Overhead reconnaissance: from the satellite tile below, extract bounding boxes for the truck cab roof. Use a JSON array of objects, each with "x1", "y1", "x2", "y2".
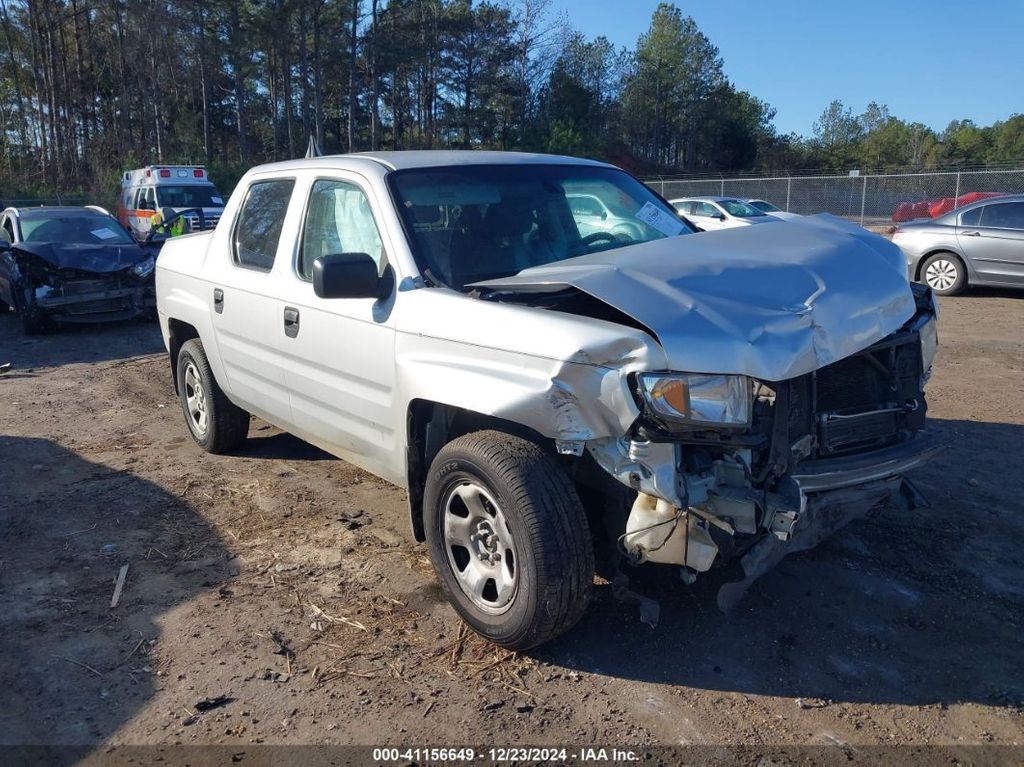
[{"x1": 245, "y1": 150, "x2": 614, "y2": 175}]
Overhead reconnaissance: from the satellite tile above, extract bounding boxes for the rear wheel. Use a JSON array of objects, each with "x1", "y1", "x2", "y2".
[
  {"x1": 176, "y1": 338, "x2": 250, "y2": 453},
  {"x1": 921, "y1": 252, "x2": 966, "y2": 296},
  {"x1": 423, "y1": 430, "x2": 594, "y2": 650}
]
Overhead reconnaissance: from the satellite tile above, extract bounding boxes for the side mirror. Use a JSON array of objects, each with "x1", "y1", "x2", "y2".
[
  {"x1": 716, "y1": 213, "x2": 726, "y2": 221},
  {"x1": 313, "y1": 253, "x2": 382, "y2": 299}
]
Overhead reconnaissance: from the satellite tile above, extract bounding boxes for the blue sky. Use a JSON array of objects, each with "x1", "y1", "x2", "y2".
[{"x1": 556, "y1": 0, "x2": 1024, "y2": 137}]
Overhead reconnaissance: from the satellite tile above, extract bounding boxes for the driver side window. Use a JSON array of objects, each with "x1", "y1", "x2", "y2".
[
  {"x1": 1, "y1": 218, "x2": 13, "y2": 243},
  {"x1": 693, "y1": 202, "x2": 719, "y2": 217},
  {"x1": 299, "y1": 180, "x2": 384, "y2": 281}
]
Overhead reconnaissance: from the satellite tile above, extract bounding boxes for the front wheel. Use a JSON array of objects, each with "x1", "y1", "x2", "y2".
[
  {"x1": 13, "y1": 285, "x2": 48, "y2": 335},
  {"x1": 921, "y1": 252, "x2": 967, "y2": 296},
  {"x1": 176, "y1": 338, "x2": 250, "y2": 453},
  {"x1": 424, "y1": 430, "x2": 594, "y2": 650}
]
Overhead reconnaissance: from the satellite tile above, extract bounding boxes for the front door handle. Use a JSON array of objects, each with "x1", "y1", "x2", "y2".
[
  {"x1": 283, "y1": 306, "x2": 300, "y2": 338},
  {"x1": 961, "y1": 230, "x2": 981, "y2": 237},
  {"x1": 213, "y1": 287, "x2": 224, "y2": 313}
]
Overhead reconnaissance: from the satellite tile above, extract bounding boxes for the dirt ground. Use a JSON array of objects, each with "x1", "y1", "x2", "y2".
[{"x1": 0, "y1": 289, "x2": 1022, "y2": 759}]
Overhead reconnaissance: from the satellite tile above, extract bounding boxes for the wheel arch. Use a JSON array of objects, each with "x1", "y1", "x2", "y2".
[
  {"x1": 404, "y1": 399, "x2": 557, "y2": 542},
  {"x1": 166, "y1": 318, "x2": 200, "y2": 394}
]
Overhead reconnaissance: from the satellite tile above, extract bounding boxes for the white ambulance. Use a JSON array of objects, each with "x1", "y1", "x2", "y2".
[{"x1": 117, "y1": 166, "x2": 226, "y2": 241}]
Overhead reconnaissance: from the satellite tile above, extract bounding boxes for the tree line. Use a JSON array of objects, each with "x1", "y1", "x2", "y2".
[{"x1": 1, "y1": 0, "x2": 1022, "y2": 199}]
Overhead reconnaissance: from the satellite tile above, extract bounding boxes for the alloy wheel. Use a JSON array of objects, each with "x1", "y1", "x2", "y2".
[
  {"x1": 183, "y1": 360, "x2": 209, "y2": 437},
  {"x1": 925, "y1": 258, "x2": 958, "y2": 291},
  {"x1": 442, "y1": 481, "x2": 518, "y2": 614}
]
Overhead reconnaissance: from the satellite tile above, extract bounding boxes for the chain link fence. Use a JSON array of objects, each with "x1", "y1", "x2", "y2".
[
  {"x1": 2, "y1": 195, "x2": 94, "y2": 209},
  {"x1": 645, "y1": 168, "x2": 1024, "y2": 228}
]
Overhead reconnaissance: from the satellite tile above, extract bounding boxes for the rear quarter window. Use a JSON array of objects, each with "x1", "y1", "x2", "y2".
[
  {"x1": 232, "y1": 179, "x2": 296, "y2": 271},
  {"x1": 959, "y1": 207, "x2": 982, "y2": 226}
]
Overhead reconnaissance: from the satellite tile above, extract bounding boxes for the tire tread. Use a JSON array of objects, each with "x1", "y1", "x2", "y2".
[
  {"x1": 177, "y1": 338, "x2": 250, "y2": 453},
  {"x1": 425, "y1": 430, "x2": 594, "y2": 649}
]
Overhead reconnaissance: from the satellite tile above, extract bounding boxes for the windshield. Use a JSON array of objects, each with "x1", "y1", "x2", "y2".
[
  {"x1": 389, "y1": 165, "x2": 691, "y2": 289},
  {"x1": 720, "y1": 199, "x2": 767, "y2": 218},
  {"x1": 155, "y1": 185, "x2": 224, "y2": 208},
  {"x1": 21, "y1": 213, "x2": 135, "y2": 245},
  {"x1": 749, "y1": 199, "x2": 781, "y2": 213}
]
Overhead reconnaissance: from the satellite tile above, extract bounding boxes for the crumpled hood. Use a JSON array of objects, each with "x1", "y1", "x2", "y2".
[
  {"x1": 14, "y1": 241, "x2": 147, "y2": 273},
  {"x1": 472, "y1": 215, "x2": 917, "y2": 381}
]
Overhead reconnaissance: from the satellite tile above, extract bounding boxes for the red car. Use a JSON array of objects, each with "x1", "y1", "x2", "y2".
[{"x1": 892, "y1": 192, "x2": 1005, "y2": 222}]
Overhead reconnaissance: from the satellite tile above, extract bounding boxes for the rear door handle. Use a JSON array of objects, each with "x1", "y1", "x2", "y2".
[
  {"x1": 213, "y1": 287, "x2": 224, "y2": 313},
  {"x1": 283, "y1": 306, "x2": 300, "y2": 338},
  {"x1": 961, "y1": 230, "x2": 981, "y2": 237}
]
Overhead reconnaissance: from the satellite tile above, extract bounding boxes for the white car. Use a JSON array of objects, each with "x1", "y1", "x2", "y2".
[
  {"x1": 566, "y1": 193, "x2": 644, "y2": 240},
  {"x1": 156, "y1": 151, "x2": 940, "y2": 649},
  {"x1": 746, "y1": 198, "x2": 803, "y2": 221},
  {"x1": 669, "y1": 196, "x2": 782, "y2": 231}
]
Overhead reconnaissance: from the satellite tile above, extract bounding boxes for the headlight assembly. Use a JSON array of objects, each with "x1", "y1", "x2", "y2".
[
  {"x1": 638, "y1": 373, "x2": 752, "y2": 428},
  {"x1": 131, "y1": 255, "x2": 156, "y2": 279}
]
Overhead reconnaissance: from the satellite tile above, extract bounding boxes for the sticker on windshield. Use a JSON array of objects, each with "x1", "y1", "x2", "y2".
[
  {"x1": 211, "y1": 196, "x2": 223, "y2": 205},
  {"x1": 90, "y1": 228, "x2": 119, "y2": 240},
  {"x1": 634, "y1": 202, "x2": 685, "y2": 236}
]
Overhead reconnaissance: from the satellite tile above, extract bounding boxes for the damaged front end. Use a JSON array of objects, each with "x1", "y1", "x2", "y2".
[
  {"x1": 10, "y1": 243, "x2": 156, "y2": 326},
  {"x1": 588, "y1": 283, "x2": 942, "y2": 609},
  {"x1": 470, "y1": 215, "x2": 945, "y2": 610}
]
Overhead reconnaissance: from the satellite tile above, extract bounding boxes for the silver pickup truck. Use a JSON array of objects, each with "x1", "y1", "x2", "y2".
[{"x1": 156, "y1": 151, "x2": 941, "y2": 649}]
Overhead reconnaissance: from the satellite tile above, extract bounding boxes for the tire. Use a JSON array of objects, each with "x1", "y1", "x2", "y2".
[
  {"x1": 920, "y1": 252, "x2": 967, "y2": 296},
  {"x1": 176, "y1": 338, "x2": 250, "y2": 453},
  {"x1": 424, "y1": 430, "x2": 594, "y2": 650},
  {"x1": 20, "y1": 307, "x2": 45, "y2": 335},
  {"x1": 13, "y1": 284, "x2": 48, "y2": 335}
]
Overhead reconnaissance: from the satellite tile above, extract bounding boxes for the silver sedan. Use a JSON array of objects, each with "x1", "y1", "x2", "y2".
[{"x1": 892, "y1": 194, "x2": 1024, "y2": 295}]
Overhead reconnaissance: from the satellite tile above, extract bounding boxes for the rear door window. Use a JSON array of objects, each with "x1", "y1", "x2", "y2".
[
  {"x1": 982, "y1": 202, "x2": 1024, "y2": 230},
  {"x1": 233, "y1": 179, "x2": 296, "y2": 271}
]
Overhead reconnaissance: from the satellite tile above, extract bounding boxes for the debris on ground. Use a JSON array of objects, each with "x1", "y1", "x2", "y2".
[
  {"x1": 110, "y1": 564, "x2": 129, "y2": 608},
  {"x1": 796, "y1": 697, "x2": 831, "y2": 709},
  {"x1": 268, "y1": 629, "x2": 296, "y2": 669},
  {"x1": 194, "y1": 695, "x2": 235, "y2": 712}
]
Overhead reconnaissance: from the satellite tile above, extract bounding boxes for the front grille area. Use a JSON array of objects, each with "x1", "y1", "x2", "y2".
[
  {"x1": 185, "y1": 214, "x2": 220, "y2": 230},
  {"x1": 819, "y1": 408, "x2": 902, "y2": 453},
  {"x1": 63, "y1": 278, "x2": 120, "y2": 295},
  {"x1": 44, "y1": 276, "x2": 137, "y2": 316},
  {"x1": 761, "y1": 331, "x2": 927, "y2": 460},
  {"x1": 65, "y1": 297, "x2": 133, "y2": 315},
  {"x1": 816, "y1": 337, "x2": 923, "y2": 414}
]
